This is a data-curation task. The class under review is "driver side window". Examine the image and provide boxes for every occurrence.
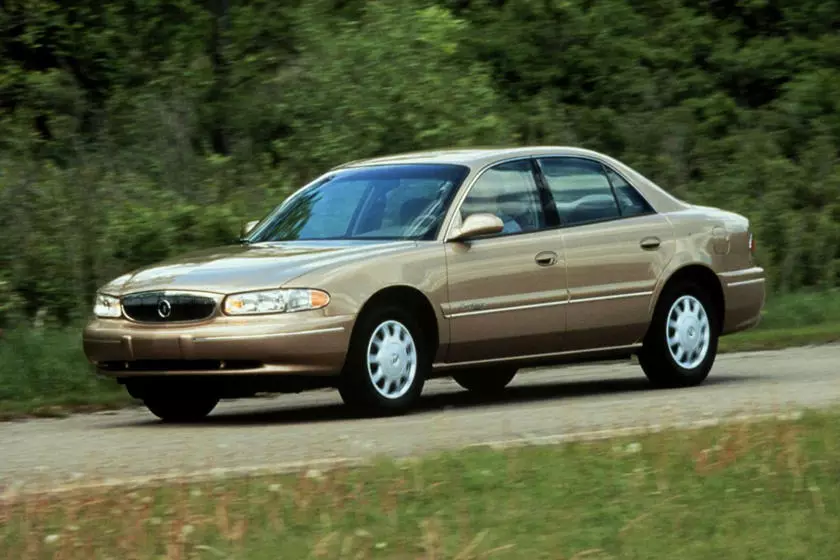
[459,160,545,236]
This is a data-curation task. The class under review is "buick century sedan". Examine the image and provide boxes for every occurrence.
[83,146,766,421]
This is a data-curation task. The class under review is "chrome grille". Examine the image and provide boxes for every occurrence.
[121,291,217,323]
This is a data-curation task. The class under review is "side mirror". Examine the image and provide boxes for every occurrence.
[241,220,259,238]
[447,213,504,242]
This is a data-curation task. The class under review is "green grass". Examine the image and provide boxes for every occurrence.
[719,289,840,352]
[720,322,840,352]
[745,289,840,330]
[3,410,840,559]
[1,290,838,419]
[0,327,133,419]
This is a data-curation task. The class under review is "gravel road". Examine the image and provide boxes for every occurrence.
[3,345,840,494]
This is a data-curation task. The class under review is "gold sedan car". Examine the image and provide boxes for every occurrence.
[83,147,766,421]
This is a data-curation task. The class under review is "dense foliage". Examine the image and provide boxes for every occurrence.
[1,0,838,325]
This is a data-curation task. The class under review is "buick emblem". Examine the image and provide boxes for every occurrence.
[157,299,172,319]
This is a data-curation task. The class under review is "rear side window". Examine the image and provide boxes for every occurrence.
[604,167,654,217]
[537,157,620,226]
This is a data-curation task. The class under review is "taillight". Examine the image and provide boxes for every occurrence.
[748,232,756,254]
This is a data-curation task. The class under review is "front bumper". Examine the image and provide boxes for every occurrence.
[719,266,766,334]
[83,312,353,377]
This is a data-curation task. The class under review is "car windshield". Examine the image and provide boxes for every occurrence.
[247,163,470,242]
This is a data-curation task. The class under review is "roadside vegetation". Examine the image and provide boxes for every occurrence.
[1,1,839,331]
[3,409,839,559]
[0,328,132,419]
[717,288,840,352]
[1,290,837,419]
[0,1,838,417]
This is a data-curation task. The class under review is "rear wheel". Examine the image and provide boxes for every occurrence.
[452,367,517,395]
[638,281,719,388]
[338,305,428,415]
[142,394,219,423]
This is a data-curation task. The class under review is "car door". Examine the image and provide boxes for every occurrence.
[443,159,568,364]
[533,156,675,351]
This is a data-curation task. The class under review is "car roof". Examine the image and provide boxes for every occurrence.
[331,145,691,214]
[334,146,613,171]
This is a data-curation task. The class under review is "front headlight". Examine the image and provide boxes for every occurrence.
[94,294,122,318]
[222,288,330,315]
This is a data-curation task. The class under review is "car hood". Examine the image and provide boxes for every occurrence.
[101,240,417,295]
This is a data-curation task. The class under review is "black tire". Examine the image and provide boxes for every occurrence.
[451,367,517,395]
[338,304,429,416]
[638,280,720,388]
[143,394,219,423]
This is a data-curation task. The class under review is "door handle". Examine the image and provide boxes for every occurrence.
[640,237,661,250]
[535,251,557,267]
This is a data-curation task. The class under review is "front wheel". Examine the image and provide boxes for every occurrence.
[638,281,719,388]
[143,394,220,423]
[338,305,429,416]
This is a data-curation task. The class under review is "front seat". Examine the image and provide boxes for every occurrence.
[400,198,430,224]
